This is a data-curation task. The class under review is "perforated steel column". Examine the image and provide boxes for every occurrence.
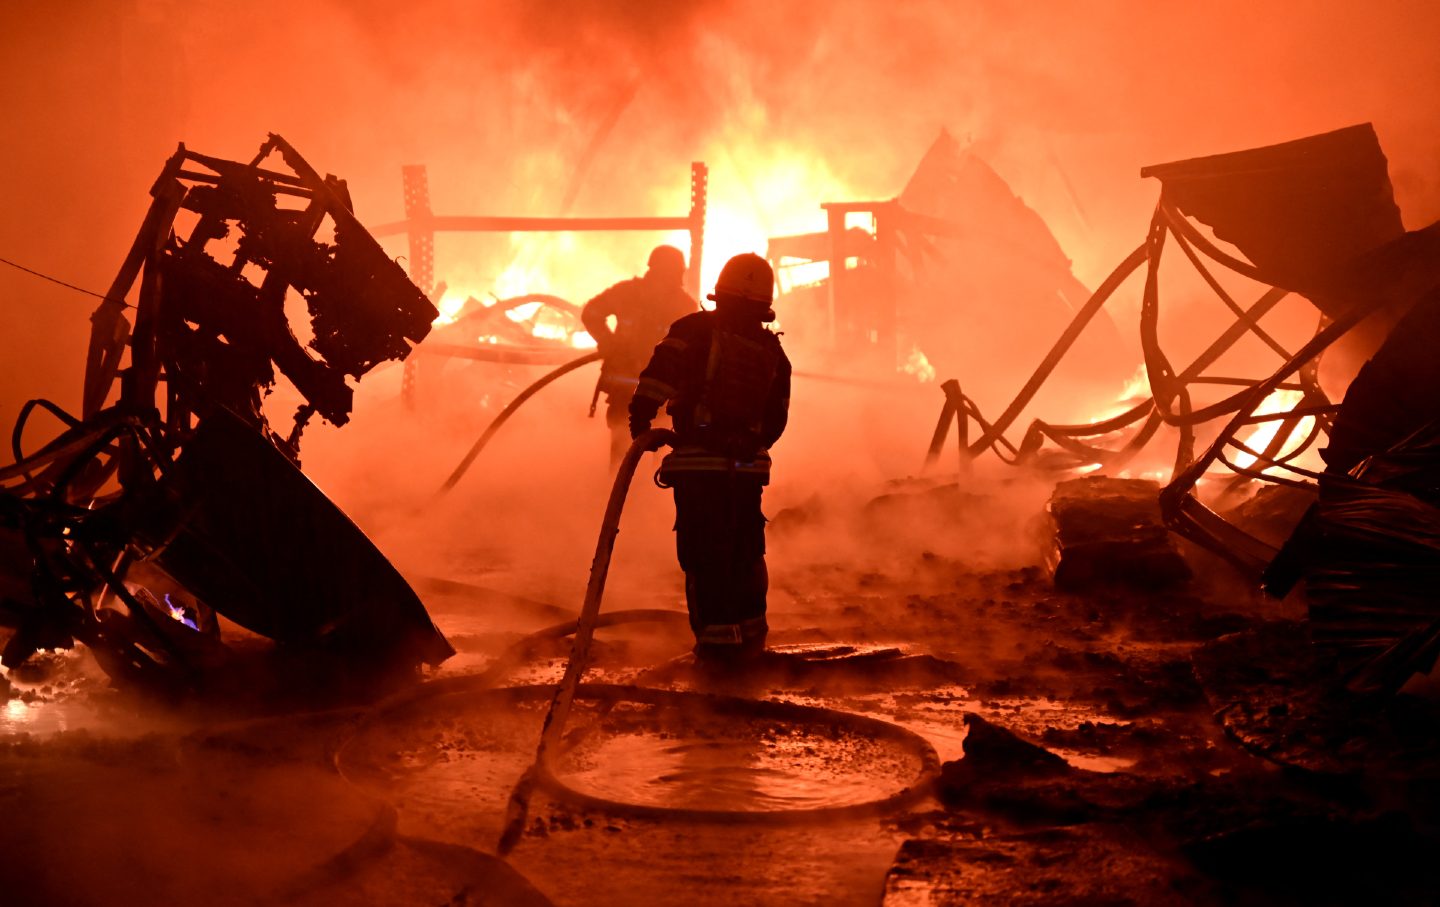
[401,165,434,410]
[687,161,708,301]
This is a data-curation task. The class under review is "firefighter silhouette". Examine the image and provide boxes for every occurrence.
[581,245,698,465]
[629,253,791,661]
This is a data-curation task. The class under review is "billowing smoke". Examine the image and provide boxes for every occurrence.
[3,0,1439,602]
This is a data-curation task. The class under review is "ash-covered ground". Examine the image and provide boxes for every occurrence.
[4,377,1439,907]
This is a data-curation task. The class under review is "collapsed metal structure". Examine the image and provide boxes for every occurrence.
[767,132,1116,393]
[924,124,1440,692]
[767,200,905,362]
[0,135,452,688]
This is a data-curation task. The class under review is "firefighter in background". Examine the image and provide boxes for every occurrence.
[581,245,698,465]
[629,253,791,661]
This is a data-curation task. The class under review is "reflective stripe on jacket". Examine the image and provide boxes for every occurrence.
[658,445,773,483]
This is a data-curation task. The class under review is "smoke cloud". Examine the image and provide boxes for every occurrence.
[3,0,1439,594]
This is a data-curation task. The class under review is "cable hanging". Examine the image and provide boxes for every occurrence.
[0,254,135,309]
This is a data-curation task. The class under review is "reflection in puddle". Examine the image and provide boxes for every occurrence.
[343,688,932,831]
[555,703,927,812]
[1050,750,1138,773]
[0,656,147,738]
[0,692,94,735]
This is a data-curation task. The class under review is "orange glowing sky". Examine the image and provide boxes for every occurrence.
[3,0,1439,423]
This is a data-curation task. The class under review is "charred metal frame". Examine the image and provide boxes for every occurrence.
[769,200,1019,369]
[922,201,1352,575]
[767,200,917,366]
[823,201,899,361]
[0,135,448,684]
[375,162,709,408]
[83,134,437,451]
[921,124,1440,690]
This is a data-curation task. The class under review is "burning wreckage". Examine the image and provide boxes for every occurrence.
[0,135,453,690]
[259,120,1440,707]
[917,123,1440,698]
[3,121,1440,903]
[348,120,1440,709]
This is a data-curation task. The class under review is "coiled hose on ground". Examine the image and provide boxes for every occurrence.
[199,430,939,900]
[495,427,677,853]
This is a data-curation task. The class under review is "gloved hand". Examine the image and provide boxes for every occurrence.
[629,418,651,440]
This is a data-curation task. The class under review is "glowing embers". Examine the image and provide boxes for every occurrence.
[106,562,225,669]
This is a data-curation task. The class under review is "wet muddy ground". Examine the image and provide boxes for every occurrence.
[3,480,1440,905]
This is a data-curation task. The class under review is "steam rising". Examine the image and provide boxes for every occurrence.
[3,0,1439,581]
[4,14,1440,903]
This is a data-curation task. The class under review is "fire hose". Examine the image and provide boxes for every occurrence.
[486,427,936,851]
[435,351,602,497]
[494,426,676,853]
[197,601,939,900]
[268,427,935,895]
[432,350,926,499]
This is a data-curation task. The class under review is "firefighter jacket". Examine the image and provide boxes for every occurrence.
[629,308,791,482]
[580,276,697,395]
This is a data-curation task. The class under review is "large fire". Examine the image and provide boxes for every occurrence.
[1230,388,1317,474]
[660,138,857,294]
[421,136,864,352]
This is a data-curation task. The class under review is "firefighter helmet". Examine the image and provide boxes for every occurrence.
[708,253,774,304]
[646,245,687,282]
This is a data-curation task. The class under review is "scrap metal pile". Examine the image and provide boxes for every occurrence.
[0,135,452,690]
[926,124,1440,694]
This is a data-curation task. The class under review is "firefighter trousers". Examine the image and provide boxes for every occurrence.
[670,472,769,658]
[604,390,633,468]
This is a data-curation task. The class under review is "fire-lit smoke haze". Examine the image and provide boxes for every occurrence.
[3,1,1440,515]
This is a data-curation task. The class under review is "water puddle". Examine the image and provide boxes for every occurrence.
[344,685,934,821]
[553,699,929,812]
[0,652,129,737]
[1,696,97,735]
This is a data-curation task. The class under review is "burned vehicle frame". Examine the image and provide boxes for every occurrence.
[0,134,453,691]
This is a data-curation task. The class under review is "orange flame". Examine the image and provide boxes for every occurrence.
[421,137,868,350]
[1231,389,1314,473]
